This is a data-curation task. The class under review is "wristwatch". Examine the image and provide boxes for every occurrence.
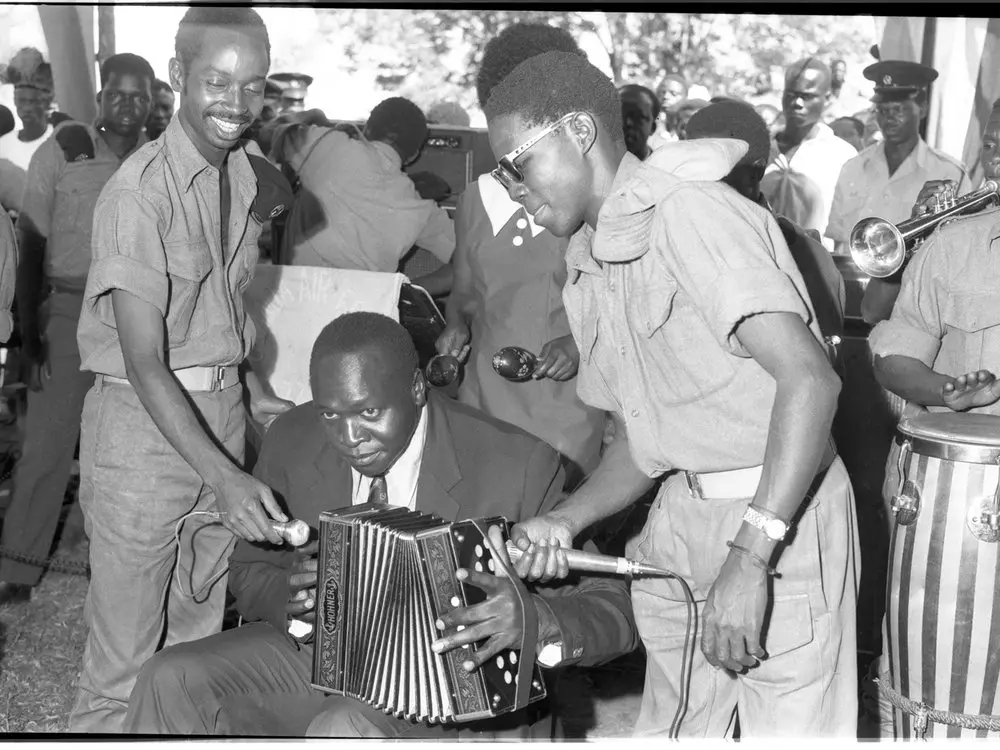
[742,505,789,542]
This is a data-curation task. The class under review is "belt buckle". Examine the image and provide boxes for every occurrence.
[214,366,226,391]
[684,471,704,500]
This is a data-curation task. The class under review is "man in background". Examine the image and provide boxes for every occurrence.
[619,84,659,160]
[145,79,175,141]
[269,97,454,274]
[764,57,857,250]
[830,116,864,152]
[827,61,966,325]
[0,49,55,172]
[0,53,155,608]
[0,104,25,215]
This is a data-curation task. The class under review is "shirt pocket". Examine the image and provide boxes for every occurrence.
[943,290,1000,370]
[52,171,104,242]
[627,282,736,405]
[164,244,213,346]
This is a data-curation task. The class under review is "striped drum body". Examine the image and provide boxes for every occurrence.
[886,413,1000,738]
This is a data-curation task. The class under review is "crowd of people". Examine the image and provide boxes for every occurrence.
[0,6,997,741]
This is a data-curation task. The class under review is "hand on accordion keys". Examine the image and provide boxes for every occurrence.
[431,524,560,673]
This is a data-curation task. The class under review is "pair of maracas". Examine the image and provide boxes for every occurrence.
[424,345,538,388]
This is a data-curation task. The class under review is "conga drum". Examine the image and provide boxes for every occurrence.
[883,412,1000,738]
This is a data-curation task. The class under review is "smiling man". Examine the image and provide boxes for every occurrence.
[486,51,859,738]
[71,8,294,732]
[0,53,155,609]
[122,312,637,738]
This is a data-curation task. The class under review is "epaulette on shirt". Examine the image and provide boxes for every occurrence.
[54,122,95,162]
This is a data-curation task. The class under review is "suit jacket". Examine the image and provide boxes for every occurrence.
[228,391,638,733]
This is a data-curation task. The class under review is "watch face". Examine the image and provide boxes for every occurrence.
[765,519,786,539]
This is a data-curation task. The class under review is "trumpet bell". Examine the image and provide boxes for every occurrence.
[849,217,906,279]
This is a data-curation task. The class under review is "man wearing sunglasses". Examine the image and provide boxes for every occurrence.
[486,52,858,738]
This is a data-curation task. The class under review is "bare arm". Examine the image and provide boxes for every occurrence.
[411,263,453,299]
[111,288,286,544]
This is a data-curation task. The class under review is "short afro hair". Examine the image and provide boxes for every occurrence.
[619,83,661,120]
[686,100,771,168]
[99,53,155,90]
[310,312,419,389]
[174,7,270,73]
[476,23,584,109]
[831,116,864,140]
[364,97,428,161]
[485,51,624,145]
[152,78,173,97]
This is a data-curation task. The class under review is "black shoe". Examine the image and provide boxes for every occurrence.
[0,581,32,606]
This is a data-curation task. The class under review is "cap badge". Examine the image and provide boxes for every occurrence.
[269,204,285,219]
[883,74,892,85]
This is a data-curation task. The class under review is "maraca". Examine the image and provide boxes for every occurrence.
[425,353,461,388]
[492,346,538,382]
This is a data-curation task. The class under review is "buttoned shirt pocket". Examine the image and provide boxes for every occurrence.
[628,282,736,405]
[943,290,1000,370]
[52,167,104,241]
[164,244,213,346]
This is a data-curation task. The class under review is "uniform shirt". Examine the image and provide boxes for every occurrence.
[272,124,455,272]
[868,207,1000,417]
[564,145,823,476]
[764,122,858,250]
[0,210,16,341]
[78,116,264,378]
[20,120,146,288]
[349,406,428,511]
[0,125,53,171]
[825,138,967,254]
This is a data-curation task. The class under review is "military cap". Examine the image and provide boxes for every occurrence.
[270,72,313,103]
[864,60,938,102]
[246,154,294,223]
[264,79,284,100]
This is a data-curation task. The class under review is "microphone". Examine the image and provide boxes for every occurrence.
[504,540,675,578]
[0,105,14,138]
[272,518,310,547]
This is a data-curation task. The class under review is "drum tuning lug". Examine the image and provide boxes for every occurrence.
[967,501,1000,544]
[891,480,921,526]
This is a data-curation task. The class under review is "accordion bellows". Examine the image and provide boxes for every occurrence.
[313,503,548,724]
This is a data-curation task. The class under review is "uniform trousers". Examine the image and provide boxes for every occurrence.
[69,378,243,732]
[627,457,860,737]
[0,291,89,585]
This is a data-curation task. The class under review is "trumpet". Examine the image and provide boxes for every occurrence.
[849,180,1000,278]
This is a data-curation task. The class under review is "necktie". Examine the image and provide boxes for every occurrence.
[368,474,388,505]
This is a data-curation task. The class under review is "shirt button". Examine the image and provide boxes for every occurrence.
[609,281,615,291]
[512,236,524,247]
[631,409,640,418]
[516,217,528,229]
[620,346,626,356]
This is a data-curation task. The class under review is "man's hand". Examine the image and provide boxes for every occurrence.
[509,512,575,583]
[941,370,1000,412]
[701,554,769,673]
[250,392,294,431]
[432,526,538,671]
[436,322,471,363]
[213,468,288,544]
[286,540,319,624]
[21,335,49,391]
[532,335,579,381]
[912,179,958,217]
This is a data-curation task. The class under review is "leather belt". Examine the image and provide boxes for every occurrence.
[103,365,239,393]
[684,438,837,500]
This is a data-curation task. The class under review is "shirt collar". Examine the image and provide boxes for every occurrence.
[351,405,428,505]
[868,137,929,175]
[90,119,147,161]
[164,115,252,192]
[476,173,546,238]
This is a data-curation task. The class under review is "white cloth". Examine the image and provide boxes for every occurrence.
[476,173,545,238]
[350,405,428,511]
[764,122,857,250]
[0,125,53,171]
[243,265,405,405]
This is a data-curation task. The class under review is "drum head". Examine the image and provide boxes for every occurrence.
[898,412,1000,447]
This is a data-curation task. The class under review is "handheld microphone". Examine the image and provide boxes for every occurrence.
[272,518,310,547]
[504,540,675,578]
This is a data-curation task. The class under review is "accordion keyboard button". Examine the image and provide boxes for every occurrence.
[450,596,460,607]
[496,655,505,669]
[475,544,483,558]
[504,671,513,684]
[509,651,517,664]
[488,559,496,573]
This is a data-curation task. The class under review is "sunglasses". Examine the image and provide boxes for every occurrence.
[491,111,579,191]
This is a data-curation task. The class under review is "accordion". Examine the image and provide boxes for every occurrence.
[312,503,548,724]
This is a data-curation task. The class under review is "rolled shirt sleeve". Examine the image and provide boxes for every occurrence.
[656,185,813,357]
[84,188,170,327]
[868,235,946,367]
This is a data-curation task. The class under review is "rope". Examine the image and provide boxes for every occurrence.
[876,670,1000,736]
